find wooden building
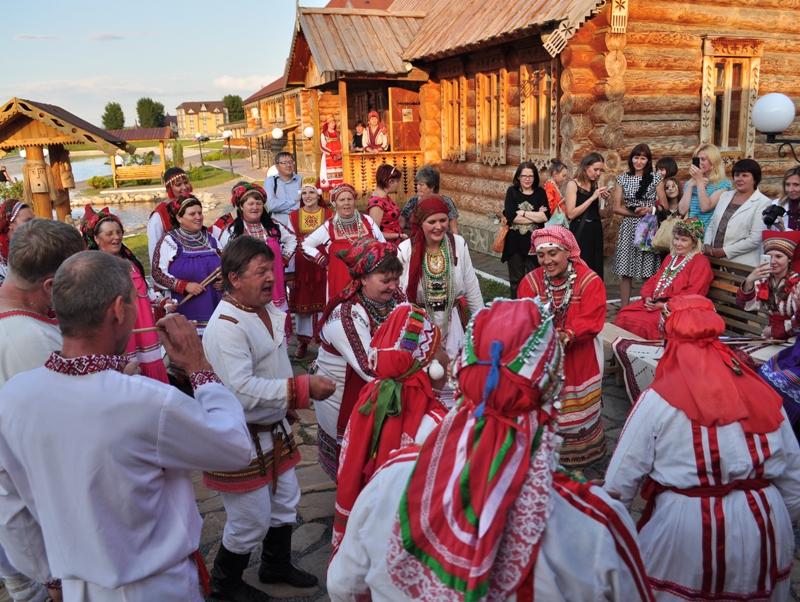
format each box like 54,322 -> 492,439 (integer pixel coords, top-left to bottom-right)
284,0 -> 800,255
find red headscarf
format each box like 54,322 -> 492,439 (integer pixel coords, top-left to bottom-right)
387,298 -> 564,601
0,199 -> 28,261
529,225 -> 587,267
332,304 -> 445,555
78,204 -> 123,250
653,295 -> 783,434
406,195 -> 453,304
763,229 -> 800,273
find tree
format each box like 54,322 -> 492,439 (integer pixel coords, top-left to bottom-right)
222,94 -> 244,122
101,102 -> 125,130
136,98 -> 165,128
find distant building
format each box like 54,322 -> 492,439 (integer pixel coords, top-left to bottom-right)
163,113 -> 178,137
175,102 -> 229,138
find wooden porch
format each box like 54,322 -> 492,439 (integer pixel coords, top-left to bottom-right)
343,151 -> 422,207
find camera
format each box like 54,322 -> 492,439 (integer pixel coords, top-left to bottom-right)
762,205 -> 786,227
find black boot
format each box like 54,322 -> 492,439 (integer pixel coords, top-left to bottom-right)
258,524 -> 318,587
208,542 -> 270,602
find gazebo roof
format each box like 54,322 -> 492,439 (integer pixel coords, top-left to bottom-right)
0,98 -> 134,153
105,127 -> 174,142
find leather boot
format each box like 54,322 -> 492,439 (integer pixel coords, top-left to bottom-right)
257,524 -> 318,587
208,543 -> 270,602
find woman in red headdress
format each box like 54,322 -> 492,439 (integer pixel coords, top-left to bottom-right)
605,294 -> 800,601
736,229 -> 800,340
320,114 -> 344,191
312,238 -> 406,481
0,199 -> 34,285
79,205 -> 171,383
518,225 -> 607,467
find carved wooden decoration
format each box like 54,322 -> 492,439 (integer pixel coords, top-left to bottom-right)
745,58 -> 761,159
441,76 -> 467,162
543,0 -> 605,57
610,0 -> 628,34
476,69 -> 507,166
519,60 -> 558,166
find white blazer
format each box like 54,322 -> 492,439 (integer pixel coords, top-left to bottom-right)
703,189 -> 772,267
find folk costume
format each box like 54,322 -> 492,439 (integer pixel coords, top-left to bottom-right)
0,200 -> 28,285
328,299 -> 654,602
398,195 -> 484,360
152,196 -> 222,338
735,230 -> 800,340
0,356 -> 252,602
301,184 -> 384,301
615,218 -> 713,340
203,294 -> 317,600
605,295 -> 800,601
218,183 -> 297,318
319,115 -> 344,191
312,239 -> 405,481
79,205 -> 169,384
289,178 -> 332,348
363,110 -> 388,153
147,170 -> 192,267
331,304 -> 447,554
518,226 -> 607,467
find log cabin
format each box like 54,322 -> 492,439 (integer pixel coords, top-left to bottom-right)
279,0 -> 800,261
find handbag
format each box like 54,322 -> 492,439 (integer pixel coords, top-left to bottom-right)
651,214 -> 680,252
492,216 -> 509,254
633,213 -> 659,252
545,207 -> 569,227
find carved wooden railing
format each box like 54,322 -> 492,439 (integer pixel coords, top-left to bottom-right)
342,151 -> 423,209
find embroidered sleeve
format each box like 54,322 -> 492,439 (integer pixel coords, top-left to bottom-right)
735,282 -> 759,310
287,375 -> 311,410
152,234 -> 186,293
301,221 -> 330,263
190,370 -> 222,389
278,222 -> 297,260
328,303 -> 375,380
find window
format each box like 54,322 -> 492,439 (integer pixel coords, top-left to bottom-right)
700,38 -> 763,159
476,69 -> 507,165
441,77 -> 466,161
520,61 -> 557,161
294,95 -> 302,123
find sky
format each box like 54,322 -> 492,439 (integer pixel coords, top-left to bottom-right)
1,0 -> 329,128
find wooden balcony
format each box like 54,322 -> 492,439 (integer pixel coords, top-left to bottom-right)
343,151 -> 423,208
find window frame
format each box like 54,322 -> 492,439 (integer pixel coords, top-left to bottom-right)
475,68 -> 507,166
520,59 -> 558,164
441,76 -> 466,161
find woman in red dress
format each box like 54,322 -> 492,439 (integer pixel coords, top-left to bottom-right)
289,176 -> 333,358
320,114 -> 343,191
368,164 -> 407,246
615,217 -> 712,339
519,226 -> 607,467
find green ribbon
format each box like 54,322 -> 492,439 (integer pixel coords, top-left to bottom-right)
357,361 -> 421,458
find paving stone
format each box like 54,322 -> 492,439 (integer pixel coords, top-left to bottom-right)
296,491 -> 336,522
193,477 -> 217,503
296,444 -> 319,467
200,511 -> 227,545
292,522 -> 328,553
297,408 -> 317,424
197,493 -> 223,514
242,565 -> 320,598
204,540 -> 221,572
296,464 -> 336,493
297,543 -> 333,587
604,427 -> 622,444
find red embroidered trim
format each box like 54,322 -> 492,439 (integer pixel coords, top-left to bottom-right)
340,297 -> 377,377
190,370 -> 222,389
0,310 -> 58,325
45,353 -> 127,375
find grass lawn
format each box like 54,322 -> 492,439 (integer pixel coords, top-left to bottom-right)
190,166 -> 242,189
125,233 -> 150,275
185,140 -> 225,150
478,275 -> 511,304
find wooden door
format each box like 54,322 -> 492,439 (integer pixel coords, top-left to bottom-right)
388,88 -> 421,152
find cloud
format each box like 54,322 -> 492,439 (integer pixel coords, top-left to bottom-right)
13,34 -> 60,41
212,75 -> 279,92
9,76 -> 163,97
87,32 -> 125,42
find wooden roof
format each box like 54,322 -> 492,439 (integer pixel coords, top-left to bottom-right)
243,77 -> 286,105
392,0 -> 603,61
105,127 -> 174,142
325,0 -> 395,8
0,98 -> 133,153
285,7 -> 426,85
176,101 -> 227,114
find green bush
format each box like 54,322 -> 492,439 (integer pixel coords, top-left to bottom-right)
202,149 -> 248,161
87,176 -> 112,189
1,180 -> 24,199
173,141 -> 184,168
187,164 -> 218,182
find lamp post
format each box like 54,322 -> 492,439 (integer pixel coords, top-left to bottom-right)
194,132 -> 209,166
222,130 -> 234,174
752,93 -> 799,162
271,127 -> 284,171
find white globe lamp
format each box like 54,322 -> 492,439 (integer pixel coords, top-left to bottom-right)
272,128 -> 284,140
19,149 -> 26,158
752,93 -> 796,138
303,126 -> 315,139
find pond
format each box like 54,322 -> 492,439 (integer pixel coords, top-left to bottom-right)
2,152 -> 160,183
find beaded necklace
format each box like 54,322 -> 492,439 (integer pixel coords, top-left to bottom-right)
652,253 -> 694,299
334,213 -> 364,242
175,227 -> 209,251
357,291 -> 396,330
543,264 -> 577,327
422,236 -> 455,339
244,221 -> 274,242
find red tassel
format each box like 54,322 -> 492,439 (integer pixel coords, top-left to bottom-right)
191,550 -> 211,595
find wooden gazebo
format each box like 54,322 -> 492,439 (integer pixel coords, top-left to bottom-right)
105,126 -> 174,188
0,98 -> 133,220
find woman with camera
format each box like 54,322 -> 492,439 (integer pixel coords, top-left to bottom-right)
736,230 -> 800,340
764,166 -> 800,231
678,143 -> 730,229
615,218 -> 712,339
703,159 -> 771,266
611,144 -> 666,307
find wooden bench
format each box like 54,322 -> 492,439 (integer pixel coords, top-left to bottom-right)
113,165 -> 165,184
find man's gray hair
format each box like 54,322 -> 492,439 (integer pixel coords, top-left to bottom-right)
8,219 -> 85,289
52,251 -> 134,338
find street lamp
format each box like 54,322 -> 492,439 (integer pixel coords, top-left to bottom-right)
222,130 -> 234,175
194,132 -> 210,166
752,93 -> 799,162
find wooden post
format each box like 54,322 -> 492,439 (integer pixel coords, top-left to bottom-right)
311,90 -> 322,177
111,153 -> 118,188
338,80 -> 349,187
158,140 -> 166,177
24,146 -> 52,219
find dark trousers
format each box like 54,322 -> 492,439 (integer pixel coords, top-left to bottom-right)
507,253 -> 538,299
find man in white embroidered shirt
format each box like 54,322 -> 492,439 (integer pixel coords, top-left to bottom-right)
0,251 -> 253,601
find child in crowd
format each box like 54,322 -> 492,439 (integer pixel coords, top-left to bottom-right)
655,157 -> 678,179
544,159 -> 569,225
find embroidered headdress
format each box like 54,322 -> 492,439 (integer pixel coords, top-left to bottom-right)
529,225 -> 587,267
78,204 -> 123,250
330,183 -> 357,204
230,182 -> 266,211
166,194 -> 202,229
672,217 -> 705,243
387,298 -> 564,601
406,195 -> 453,304
332,303 -> 444,553
297,175 -> 323,198
0,199 -> 29,260
337,237 -> 397,289
763,230 -> 800,272
163,167 -> 192,200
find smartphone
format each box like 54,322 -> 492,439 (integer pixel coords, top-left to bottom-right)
760,254 -> 772,266
692,157 -> 701,168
